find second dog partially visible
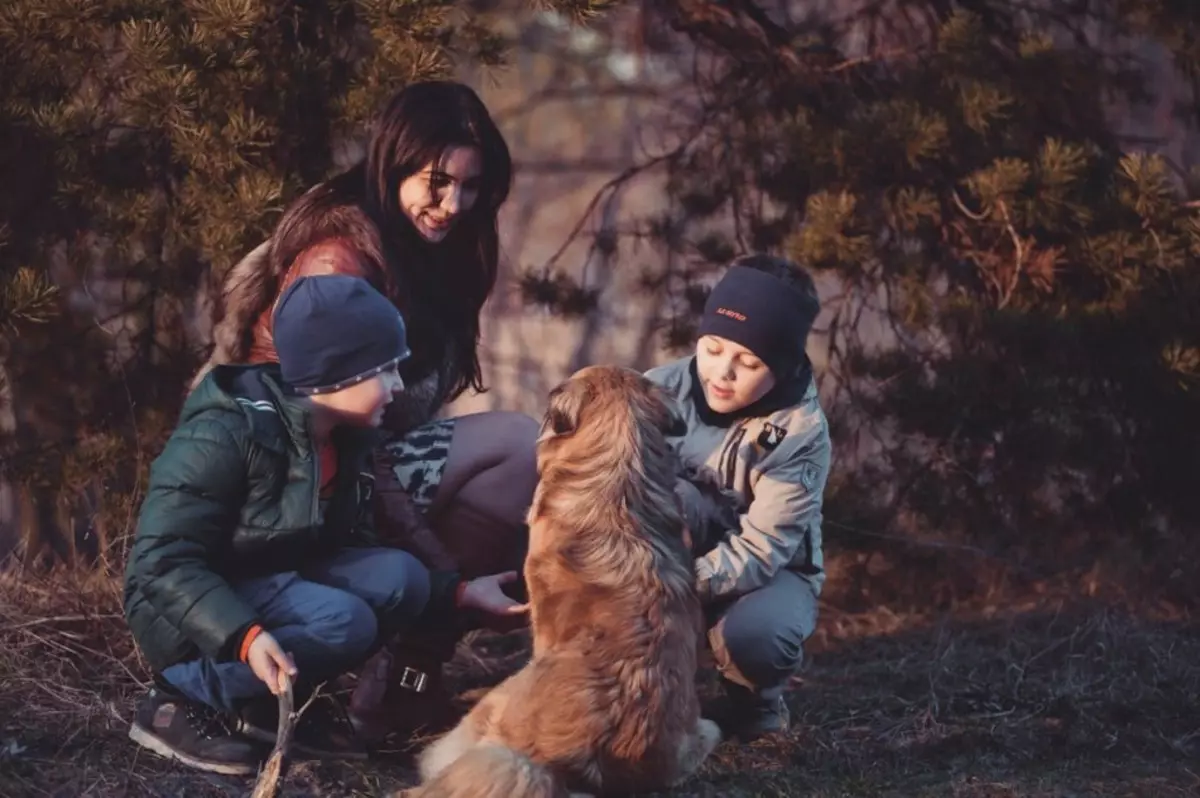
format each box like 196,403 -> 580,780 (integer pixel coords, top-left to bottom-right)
412,366 -> 721,797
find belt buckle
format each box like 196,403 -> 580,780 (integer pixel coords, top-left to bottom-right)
397,666 -> 428,693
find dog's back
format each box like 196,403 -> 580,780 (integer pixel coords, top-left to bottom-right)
416,366 -> 721,796
525,366 -> 697,650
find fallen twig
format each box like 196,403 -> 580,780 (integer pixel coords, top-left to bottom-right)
2,613 -> 123,631
249,675 -> 320,798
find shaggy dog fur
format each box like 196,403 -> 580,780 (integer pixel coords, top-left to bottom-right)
405,745 -> 568,798
413,366 -> 722,797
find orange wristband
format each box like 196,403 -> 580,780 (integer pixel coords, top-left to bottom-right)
454,580 -> 468,609
238,624 -> 265,663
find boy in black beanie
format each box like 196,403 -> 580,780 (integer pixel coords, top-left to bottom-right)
123,275 -> 526,774
645,254 -> 832,741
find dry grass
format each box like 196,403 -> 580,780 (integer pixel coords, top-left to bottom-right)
1,564 -> 1197,798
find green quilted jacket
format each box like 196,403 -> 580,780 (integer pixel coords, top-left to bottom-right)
123,364 -> 456,673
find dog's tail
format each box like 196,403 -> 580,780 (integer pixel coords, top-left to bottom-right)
407,744 -> 569,798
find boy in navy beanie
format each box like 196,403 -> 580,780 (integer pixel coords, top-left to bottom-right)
645,254 -> 831,741
124,275 -> 527,775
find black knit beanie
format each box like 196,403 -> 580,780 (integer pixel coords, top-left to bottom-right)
272,275 -> 410,395
696,264 -> 820,377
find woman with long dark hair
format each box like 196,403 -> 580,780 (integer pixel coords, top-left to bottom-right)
194,80 -> 536,741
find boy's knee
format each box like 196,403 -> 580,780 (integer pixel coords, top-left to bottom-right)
713,614 -> 803,680
316,593 -> 379,659
709,594 -> 813,690
373,548 -> 432,619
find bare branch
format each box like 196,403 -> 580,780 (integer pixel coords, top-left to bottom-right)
827,46 -> 910,73
995,200 -> 1025,309
951,189 -> 989,222
249,676 -> 322,798
3,614 -> 123,631
541,149 -> 681,269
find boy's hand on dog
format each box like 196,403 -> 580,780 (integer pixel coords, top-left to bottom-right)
460,571 -> 530,617
247,632 -> 298,695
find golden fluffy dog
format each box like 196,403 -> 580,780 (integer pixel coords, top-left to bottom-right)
413,366 -> 721,797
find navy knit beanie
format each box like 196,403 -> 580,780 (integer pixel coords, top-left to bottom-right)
272,275 -> 410,395
696,264 -> 820,377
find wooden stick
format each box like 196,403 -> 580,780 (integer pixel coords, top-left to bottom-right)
249,676 -> 295,798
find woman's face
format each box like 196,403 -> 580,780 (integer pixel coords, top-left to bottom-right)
398,145 -> 483,244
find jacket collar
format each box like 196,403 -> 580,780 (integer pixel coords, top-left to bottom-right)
195,364 -> 380,458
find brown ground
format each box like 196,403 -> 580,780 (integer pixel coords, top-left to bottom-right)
1,563 -> 1196,798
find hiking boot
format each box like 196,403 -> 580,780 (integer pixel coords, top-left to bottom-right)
237,691 -> 367,760
347,645 -> 456,745
710,682 -> 791,742
128,686 -> 265,775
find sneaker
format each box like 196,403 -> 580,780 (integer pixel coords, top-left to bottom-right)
237,691 -> 367,760
128,687 -> 265,775
709,682 -> 791,742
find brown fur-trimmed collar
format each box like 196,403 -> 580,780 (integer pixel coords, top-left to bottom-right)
191,203 -> 389,391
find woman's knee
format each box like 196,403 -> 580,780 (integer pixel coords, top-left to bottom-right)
441,411 -> 539,517
487,411 -> 539,472
437,411 -> 538,508
462,411 -> 537,465
493,409 -> 539,439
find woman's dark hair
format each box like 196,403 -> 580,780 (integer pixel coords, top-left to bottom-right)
269,80 -> 512,400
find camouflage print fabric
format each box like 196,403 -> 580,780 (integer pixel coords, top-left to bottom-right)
378,418 -> 456,512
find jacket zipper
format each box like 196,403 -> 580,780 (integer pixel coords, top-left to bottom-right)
721,421 -> 749,490
307,417 -> 320,528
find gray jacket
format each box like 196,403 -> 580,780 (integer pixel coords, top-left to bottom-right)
645,357 -> 832,600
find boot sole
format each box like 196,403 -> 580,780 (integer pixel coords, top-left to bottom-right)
128,722 -> 260,776
239,722 -> 369,761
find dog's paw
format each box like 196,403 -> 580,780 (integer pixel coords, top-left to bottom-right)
698,717 -> 723,748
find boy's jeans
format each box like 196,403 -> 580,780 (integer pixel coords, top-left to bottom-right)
161,547 -> 430,713
705,569 -> 818,702
676,475 -> 820,701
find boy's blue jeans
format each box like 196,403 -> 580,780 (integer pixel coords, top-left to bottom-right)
161,547 -> 430,714
705,569 -> 819,702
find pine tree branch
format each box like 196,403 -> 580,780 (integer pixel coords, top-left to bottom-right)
951,189 -> 989,222
996,200 -> 1024,309
826,46 -> 911,74
657,0 -> 802,70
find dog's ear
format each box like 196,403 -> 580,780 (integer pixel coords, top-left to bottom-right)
539,380 -> 589,440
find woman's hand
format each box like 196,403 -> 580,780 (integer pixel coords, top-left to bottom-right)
246,632 -> 298,695
458,571 -> 529,617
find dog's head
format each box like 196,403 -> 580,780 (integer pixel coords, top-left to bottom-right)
539,365 -> 686,445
